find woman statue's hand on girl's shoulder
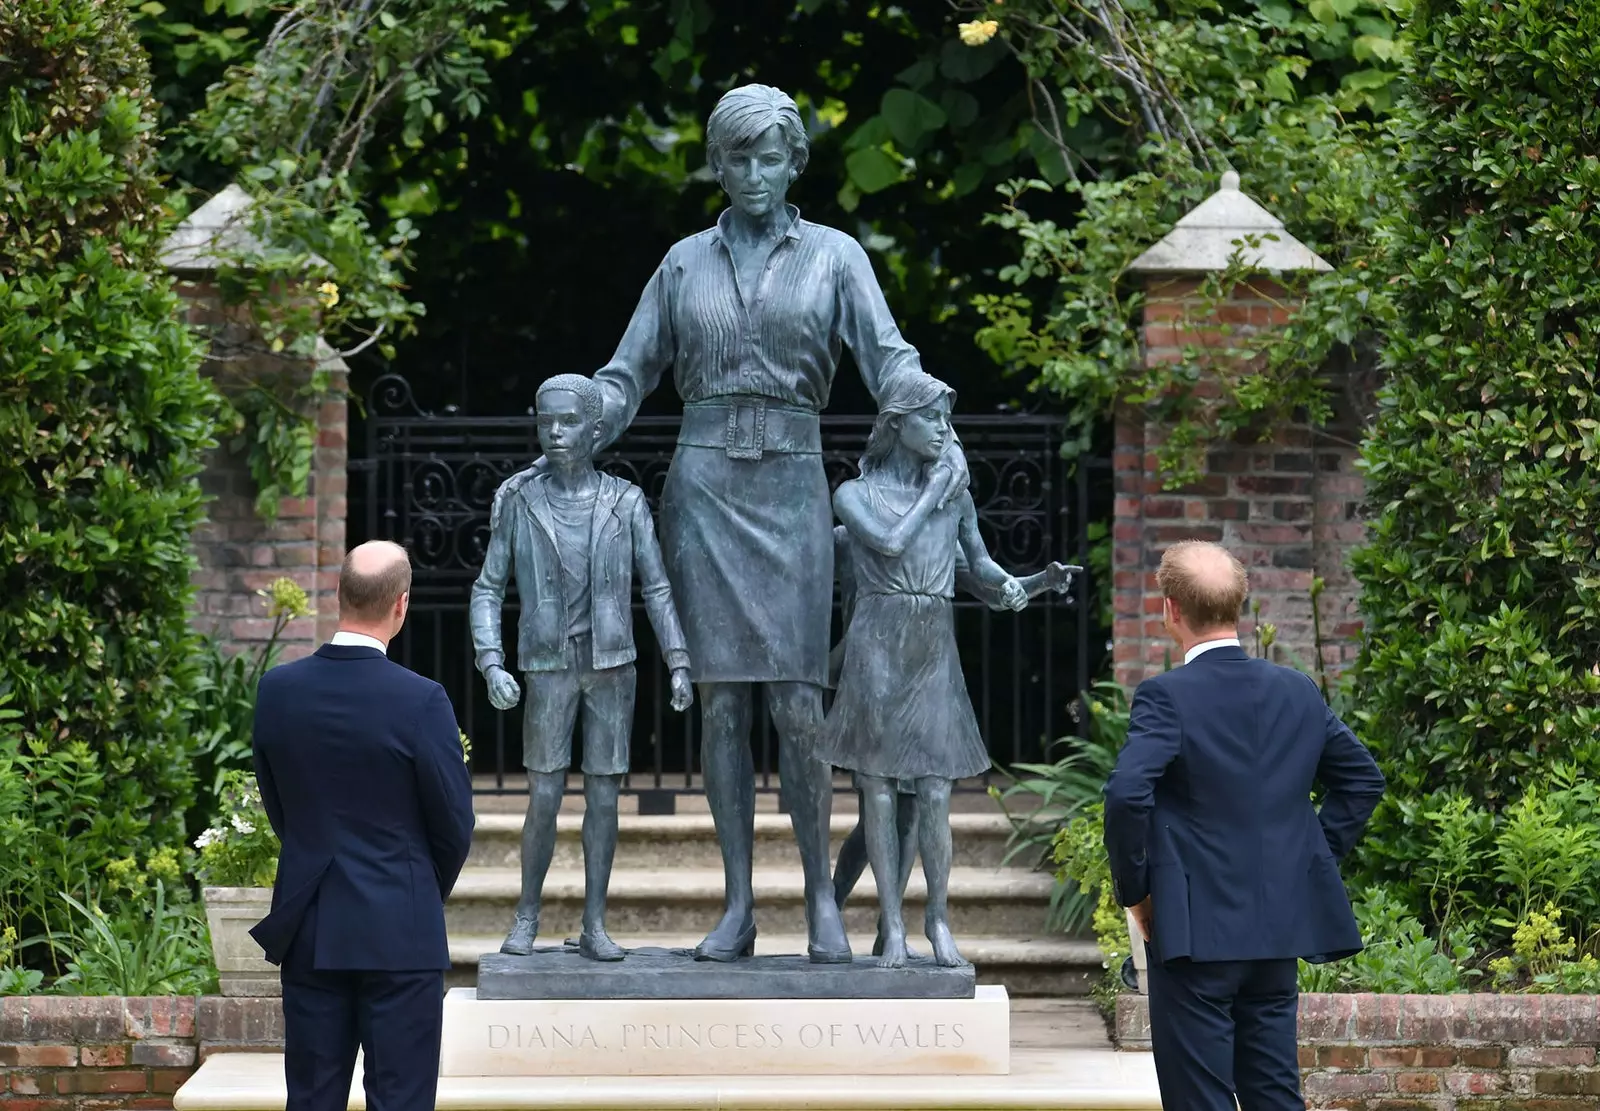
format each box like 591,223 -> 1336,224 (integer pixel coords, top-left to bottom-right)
933,439 -> 970,509
924,457 -> 955,492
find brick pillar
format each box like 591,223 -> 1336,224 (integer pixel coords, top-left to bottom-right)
175,279 -> 348,664
1112,278 -> 1366,690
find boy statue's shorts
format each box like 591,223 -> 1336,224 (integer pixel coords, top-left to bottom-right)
521,634 -> 636,776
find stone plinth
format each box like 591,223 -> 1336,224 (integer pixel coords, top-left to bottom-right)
440,985 -> 1010,1076
477,945 -> 977,1000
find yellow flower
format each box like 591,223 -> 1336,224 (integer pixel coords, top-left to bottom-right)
958,19 -> 999,46
147,847 -> 182,883
259,576 -> 314,621
317,281 -> 340,309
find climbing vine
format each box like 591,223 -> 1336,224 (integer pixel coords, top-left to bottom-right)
173,0 -> 501,517
950,0 -> 1404,483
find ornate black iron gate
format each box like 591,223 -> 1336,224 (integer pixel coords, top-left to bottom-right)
350,373 -> 1109,804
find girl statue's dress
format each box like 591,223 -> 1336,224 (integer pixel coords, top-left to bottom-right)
818,484 -> 991,783
818,368 -> 1026,967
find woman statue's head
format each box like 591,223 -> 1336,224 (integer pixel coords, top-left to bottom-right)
706,84 -> 810,220
861,371 -> 954,474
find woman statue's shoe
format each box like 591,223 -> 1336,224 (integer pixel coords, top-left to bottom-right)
578,930 -> 626,962
693,921 -> 758,962
807,897 -> 853,964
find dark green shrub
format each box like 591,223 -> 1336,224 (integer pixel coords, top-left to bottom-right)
1349,0 -> 1600,917
0,0 -> 220,945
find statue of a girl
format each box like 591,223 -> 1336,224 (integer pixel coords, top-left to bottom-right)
818,372 -> 1036,969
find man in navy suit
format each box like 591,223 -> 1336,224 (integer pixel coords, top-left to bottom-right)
1104,540 -> 1384,1111
251,540 -> 475,1111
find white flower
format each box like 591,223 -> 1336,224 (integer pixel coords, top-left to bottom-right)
194,828 -> 222,850
231,814 -> 256,835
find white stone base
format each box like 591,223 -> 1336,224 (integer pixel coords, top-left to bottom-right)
439,985 -> 1010,1076
173,1046 -> 1162,1110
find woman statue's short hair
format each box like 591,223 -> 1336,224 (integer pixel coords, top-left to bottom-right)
705,84 -> 811,182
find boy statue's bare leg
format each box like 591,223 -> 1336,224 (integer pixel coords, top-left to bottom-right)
578,773 -> 624,961
502,769 -> 564,955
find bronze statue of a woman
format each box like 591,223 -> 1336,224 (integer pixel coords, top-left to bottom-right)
502,84 -> 969,965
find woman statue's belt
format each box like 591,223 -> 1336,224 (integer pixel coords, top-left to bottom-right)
678,396 -> 822,460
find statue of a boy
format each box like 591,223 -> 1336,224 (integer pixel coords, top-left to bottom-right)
470,373 -> 694,961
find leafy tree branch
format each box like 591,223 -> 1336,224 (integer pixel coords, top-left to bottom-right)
173,0 -> 502,517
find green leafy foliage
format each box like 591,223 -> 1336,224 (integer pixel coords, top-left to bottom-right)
188,576 -> 314,811
1298,886 -> 1479,993
164,0 -> 502,518
1487,905 -> 1600,994
1359,766 -> 1600,948
0,919 -> 43,995
958,0 -> 1400,480
0,1 -> 219,917
193,770 -> 278,889
325,1 -> 1055,417
0,965 -> 44,996
1052,800 -> 1133,1007
0,728 -> 162,969
995,682 -> 1129,933
1348,0 -> 1600,907
54,881 -> 215,996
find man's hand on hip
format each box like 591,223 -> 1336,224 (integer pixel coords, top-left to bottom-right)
1130,897 -> 1153,943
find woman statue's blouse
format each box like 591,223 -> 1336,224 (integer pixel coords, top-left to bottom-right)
593,206 -> 929,445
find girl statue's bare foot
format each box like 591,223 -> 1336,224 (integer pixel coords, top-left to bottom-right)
872,924 -> 924,961
926,915 -> 967,968
876,930 -> 909,969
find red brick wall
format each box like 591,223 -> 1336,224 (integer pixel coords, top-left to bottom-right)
1113,278 -> 1366,690
0,997 -> 284,1111
1118,993 -> 1600,1111
175,278 -> 348,662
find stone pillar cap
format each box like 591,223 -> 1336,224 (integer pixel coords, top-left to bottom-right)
1128,171 -> 1332,276
160,183 -> 328,272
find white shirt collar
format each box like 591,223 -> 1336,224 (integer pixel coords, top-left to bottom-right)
329,630 -> 387,653
1183,637 -> 1241,665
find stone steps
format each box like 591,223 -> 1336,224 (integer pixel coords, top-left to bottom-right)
448,800 -> 1100,999
445,866 -> 1054,938
466,812 -> 1018,870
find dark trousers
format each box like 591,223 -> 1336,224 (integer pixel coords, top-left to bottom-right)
281,903 -> 444,1111
1146,949 -> 1302,1111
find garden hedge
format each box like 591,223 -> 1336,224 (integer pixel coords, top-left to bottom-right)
1350,0 -> 1600,906
0,1 -> 220,877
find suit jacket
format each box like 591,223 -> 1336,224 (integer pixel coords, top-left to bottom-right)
249,645 -> 476,971
470,471 -> 690,675
1102,645 -> 1385,964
